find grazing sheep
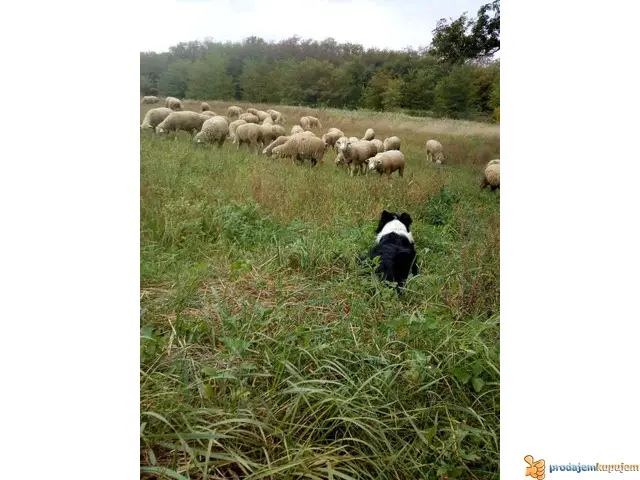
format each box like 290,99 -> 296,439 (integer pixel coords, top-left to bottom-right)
425,139 -> 445,164
267,109 -> 285,124
194,117 -> 229,148
165,96 -> 183,111
140,107 -> 173,131
290,125 -> 305,135
155,111 -> 206,135
272,134 -> 327,166
200,110 -> 217,118
481,162 -> 500,190
362,128 -> 375,141
263,132 -> 317,157
200,102 -> 211,112
271,125 -> 286,138
257,124 -> 280,147
370,139 -> 385,153
487,159 -> 500,167
227,106 -> 243,118
246,108 -> 260,116
256,111 -> 270,122
349,136 -> 359,143
262,115 -> 274,125
339,139 -> 378,176
321,128 -> 345,148
229,119 -> 247,143
368,151 -> 405,178
383,136 -> 401,151
239,113 -> 260,124
235,123 -> 262,151
141,95 -> 159,104
299,115 -> 323,130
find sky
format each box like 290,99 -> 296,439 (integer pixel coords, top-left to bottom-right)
139,0 -> 493,53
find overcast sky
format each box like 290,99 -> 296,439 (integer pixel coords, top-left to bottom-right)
139,0 -> 492,53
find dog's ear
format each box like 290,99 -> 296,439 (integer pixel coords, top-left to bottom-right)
380,210 -> 394,222
399,213 -> 413,230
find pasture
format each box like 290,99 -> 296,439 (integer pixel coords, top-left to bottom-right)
140,99 -> 500,479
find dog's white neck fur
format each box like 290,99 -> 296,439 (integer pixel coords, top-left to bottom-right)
376,219 -> 414,244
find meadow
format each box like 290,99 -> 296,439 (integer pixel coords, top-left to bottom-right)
140,99 -> 500,480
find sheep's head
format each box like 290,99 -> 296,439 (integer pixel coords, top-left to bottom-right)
155,126 -> 166,135
435,152 -> 445,164
369,156 -> 383,171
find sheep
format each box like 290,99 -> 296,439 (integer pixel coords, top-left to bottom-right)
239,113 -> 260,124
383,136 -> 401,151
290,125 -> 305,135
257,123 -> 280,147
267,109 -> 285,124
140,107 -> 173,131
194,117 -> 229,148
321,128 -> 345,148
141,95 -> 159,104
262,115 -> 274,125
246,108 -> 259,116
165,96 -> 183,111
235,123 -> 262,151
333,136 -> 351,165
339,139 -> 378,176
368,151 -> 405,178
487,159 -> 500,167
256,110 -> 270,122
425,139 -> 445,164
349,137 -> 359,143
361,128 -> 375,141
299,115 -> 323,130
229,119 -> 247,143
370,139 -> 385,153
227,106 -> 243,118
262,132 -> 316,157
200,102 -> 211,112
481,162 -> 500,190
155,111 -> 206,136
272,135 -> 327,166
271,125 -> 286,138
200,110 -> 217,118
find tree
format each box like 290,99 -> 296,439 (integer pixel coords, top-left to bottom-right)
158,59 -> 190,98
240,58 -> 280,103
186,53 -> 234,100
362,71 -> 393,111
434,65 -> 477,118
429,0 -> 500,64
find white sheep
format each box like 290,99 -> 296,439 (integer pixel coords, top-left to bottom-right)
200,110 -> 217,118
235,123 -> 262,151
140,107 -> 173,131
383,136 -> 401,151
194,117 -> 229,148
229,119 -> 247,143
155,111 -> 206,135
200,102 -> 211,112
256,110 -> 270,122
246,108 -> 260,116
141,95 -> 159,104
239,113 -> 260,124
267,109 -> 285,124
425,139 -> 445,164
348,136 -> 359,143
481,162 -> 500,190
299,115 -> 323,130
272,135 -> 327,166
339,139 -> 378,176
290,125 -> 305,135
361,128 -> 375,141
227,106 -> 243,118
368,151 -> 405,178
487,159 -> 500,167
370,139 -> 385,153
165,97 -> 183,111
271,125 -> 286,138
262,115 -> 274,125
263,132 -> 316,157
321,128 -> 345,148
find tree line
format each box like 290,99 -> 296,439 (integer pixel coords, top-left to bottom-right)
140,1 -> 499,122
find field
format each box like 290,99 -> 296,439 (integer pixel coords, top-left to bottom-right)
140,99 -> 500,480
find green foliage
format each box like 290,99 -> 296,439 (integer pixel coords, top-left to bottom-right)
186,52 -> 234,100
430,0 -> 500,64
139,4 -> 499,120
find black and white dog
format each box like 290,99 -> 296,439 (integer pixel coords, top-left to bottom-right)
360,210 -> 418,293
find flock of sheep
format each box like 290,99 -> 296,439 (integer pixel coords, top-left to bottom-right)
140,95 -> 500,189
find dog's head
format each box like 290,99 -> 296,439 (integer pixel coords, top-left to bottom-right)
375,210 -> 413,234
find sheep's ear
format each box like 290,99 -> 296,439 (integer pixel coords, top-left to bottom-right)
399,213 -> 413,230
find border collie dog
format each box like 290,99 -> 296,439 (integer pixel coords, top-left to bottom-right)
360,210 -> 418,293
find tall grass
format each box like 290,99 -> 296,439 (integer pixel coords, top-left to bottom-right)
141,101 -> 500,479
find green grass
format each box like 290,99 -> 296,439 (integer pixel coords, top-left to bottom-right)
140,105 -> 500,480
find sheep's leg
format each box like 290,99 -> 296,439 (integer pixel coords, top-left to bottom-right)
399,166 -> 404,177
